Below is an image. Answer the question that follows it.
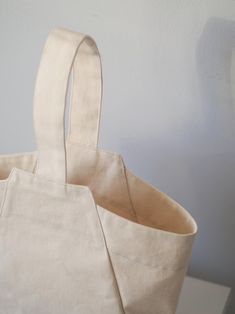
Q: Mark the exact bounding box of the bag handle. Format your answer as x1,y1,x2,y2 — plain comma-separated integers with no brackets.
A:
67,39,102,147
34,28,102,183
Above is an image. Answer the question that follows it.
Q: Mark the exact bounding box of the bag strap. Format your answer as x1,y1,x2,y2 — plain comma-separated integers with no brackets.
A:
34,28,102,183
67,38,102,147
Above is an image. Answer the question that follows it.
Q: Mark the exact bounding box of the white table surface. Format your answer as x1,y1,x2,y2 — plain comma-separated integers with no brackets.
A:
176,276,231,314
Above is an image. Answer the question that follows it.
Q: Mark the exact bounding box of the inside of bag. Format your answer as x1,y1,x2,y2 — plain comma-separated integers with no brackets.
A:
0,146,197,236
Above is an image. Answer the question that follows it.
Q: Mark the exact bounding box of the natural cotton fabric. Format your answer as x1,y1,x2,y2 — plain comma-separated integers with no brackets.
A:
0,28,197,314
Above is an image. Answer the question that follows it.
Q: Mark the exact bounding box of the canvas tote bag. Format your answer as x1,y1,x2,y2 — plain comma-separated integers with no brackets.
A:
0,28,197,314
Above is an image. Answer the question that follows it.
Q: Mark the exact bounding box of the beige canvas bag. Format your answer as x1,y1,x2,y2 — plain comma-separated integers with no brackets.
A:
0,28,197,314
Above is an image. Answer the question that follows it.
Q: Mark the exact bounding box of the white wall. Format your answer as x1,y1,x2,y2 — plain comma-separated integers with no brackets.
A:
0,1,235,312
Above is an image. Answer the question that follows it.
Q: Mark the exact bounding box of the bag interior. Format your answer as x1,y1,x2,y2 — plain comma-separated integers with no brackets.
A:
0,142,197,236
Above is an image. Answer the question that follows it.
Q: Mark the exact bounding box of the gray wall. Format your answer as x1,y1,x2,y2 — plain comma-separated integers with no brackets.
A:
0,1,235,312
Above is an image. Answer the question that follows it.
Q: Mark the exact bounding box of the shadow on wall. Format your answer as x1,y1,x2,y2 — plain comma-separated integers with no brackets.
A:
119,17,235,314
197,17,235,139
195,17,235,314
